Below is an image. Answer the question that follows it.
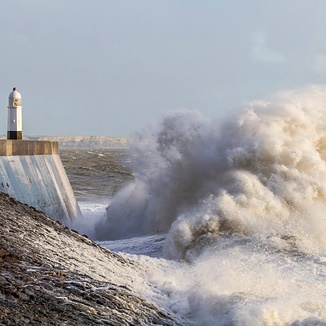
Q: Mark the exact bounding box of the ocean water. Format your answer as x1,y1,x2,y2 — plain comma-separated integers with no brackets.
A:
62,86,326,325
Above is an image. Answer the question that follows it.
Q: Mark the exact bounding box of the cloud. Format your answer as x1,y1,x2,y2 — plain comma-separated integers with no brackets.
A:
251,31,284,63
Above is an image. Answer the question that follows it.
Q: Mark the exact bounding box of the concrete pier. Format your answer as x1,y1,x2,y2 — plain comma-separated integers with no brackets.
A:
0,140,58,156
0,140,81,222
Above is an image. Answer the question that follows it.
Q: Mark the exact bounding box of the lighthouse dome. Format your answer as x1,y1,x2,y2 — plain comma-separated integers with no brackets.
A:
8,87,22,107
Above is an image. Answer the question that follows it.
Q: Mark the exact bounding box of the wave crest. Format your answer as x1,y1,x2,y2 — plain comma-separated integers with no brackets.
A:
97,86,326,259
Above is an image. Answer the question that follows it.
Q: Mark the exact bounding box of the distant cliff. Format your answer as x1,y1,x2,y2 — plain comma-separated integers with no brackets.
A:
25,136,130,149
0,193,181,325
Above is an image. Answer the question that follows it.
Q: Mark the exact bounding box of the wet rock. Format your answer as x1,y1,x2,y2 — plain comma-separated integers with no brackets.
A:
0,192,181,325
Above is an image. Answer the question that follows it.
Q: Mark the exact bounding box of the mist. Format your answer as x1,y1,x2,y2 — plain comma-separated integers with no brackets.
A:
96,85,326,260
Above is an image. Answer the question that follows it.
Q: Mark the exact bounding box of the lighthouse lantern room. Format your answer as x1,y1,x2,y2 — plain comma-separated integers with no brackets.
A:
7,87,22,140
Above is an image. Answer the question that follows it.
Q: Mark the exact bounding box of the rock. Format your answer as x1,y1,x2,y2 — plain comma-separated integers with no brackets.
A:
0,192,182,325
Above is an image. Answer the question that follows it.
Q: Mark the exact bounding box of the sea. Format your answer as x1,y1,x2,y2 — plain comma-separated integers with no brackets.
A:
61,86,326,325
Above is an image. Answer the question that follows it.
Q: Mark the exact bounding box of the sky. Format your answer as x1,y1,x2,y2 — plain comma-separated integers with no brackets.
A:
1,0,326,137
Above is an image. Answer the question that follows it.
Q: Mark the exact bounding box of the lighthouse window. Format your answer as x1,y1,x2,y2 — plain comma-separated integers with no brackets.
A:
13,98,22,106
12,119,15,123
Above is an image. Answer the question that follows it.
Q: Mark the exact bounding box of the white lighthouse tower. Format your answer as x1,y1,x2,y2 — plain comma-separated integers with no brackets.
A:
7,87,22,140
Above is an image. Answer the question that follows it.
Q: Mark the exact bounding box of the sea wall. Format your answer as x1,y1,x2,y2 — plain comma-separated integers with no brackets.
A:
0,140,81,222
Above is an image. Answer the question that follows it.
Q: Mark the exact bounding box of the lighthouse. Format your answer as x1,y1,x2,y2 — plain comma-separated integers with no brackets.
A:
7,87,22,140
0,87,81,221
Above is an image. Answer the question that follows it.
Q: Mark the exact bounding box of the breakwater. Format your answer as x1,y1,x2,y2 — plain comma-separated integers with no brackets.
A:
0,140,80,221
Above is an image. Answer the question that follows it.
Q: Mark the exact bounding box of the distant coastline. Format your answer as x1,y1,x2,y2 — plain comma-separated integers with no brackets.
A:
0,135,130,149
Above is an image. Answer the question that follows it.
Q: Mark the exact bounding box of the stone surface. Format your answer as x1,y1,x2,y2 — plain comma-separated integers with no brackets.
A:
0,193,181,325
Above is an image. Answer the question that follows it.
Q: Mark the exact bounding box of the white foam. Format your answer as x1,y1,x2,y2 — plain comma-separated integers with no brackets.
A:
92,86,326,324
125,236,326,325
97,86,326,257
68,201,107,239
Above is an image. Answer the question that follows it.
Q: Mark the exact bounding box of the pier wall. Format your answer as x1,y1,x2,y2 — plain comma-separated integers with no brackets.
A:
0,140,81,222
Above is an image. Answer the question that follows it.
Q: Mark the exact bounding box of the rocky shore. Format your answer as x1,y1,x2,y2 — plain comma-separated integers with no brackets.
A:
0,193,181,325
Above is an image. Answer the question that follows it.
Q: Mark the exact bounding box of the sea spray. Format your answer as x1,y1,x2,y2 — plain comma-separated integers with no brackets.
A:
97,85,326,257
96,85,326,325
134,234,326,325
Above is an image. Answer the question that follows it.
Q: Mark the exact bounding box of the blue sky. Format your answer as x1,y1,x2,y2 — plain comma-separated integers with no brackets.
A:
1,1,326,136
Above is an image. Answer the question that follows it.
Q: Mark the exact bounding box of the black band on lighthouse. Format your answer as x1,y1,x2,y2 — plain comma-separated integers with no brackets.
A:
7,131,22,140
